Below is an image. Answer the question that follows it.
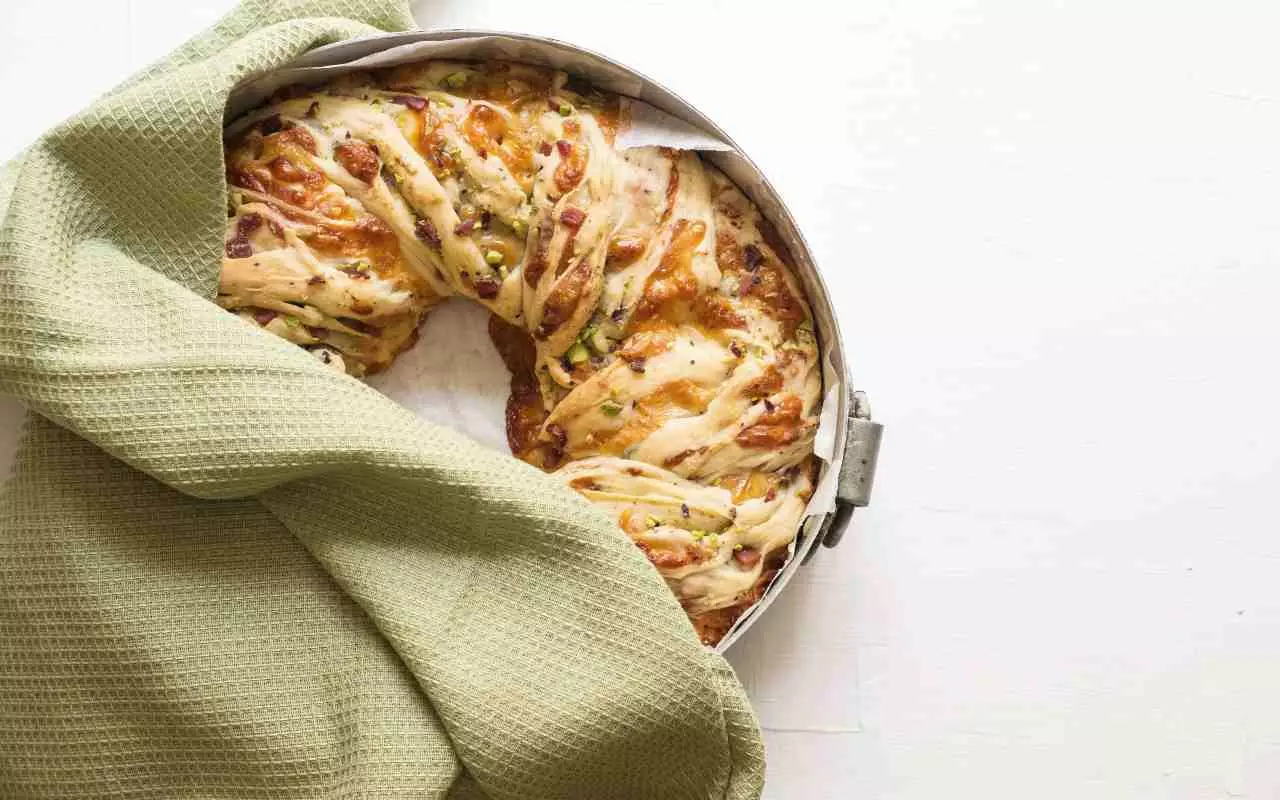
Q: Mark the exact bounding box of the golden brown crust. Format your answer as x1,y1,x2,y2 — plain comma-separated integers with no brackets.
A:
221,60,823,645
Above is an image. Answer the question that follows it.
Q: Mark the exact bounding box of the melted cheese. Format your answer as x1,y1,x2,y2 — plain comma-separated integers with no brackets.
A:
221,60,824,645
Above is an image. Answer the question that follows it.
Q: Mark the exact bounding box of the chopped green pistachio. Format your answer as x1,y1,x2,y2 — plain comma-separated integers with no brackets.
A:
600,400,624,417
444,72,468,90
733,543,744,552
589,327,611,354
558,103,573,116
282,316,301,329
646,515,660,528
497,265,510,279
566,341,590,364
578,323,597,344
510,218,527,237
690,529,706,540
484,250,504,266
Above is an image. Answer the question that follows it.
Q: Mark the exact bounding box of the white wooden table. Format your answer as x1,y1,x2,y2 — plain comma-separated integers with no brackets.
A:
5,2,1280,797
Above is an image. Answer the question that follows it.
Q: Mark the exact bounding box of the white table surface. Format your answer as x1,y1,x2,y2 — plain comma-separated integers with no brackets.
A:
5,1,1280,798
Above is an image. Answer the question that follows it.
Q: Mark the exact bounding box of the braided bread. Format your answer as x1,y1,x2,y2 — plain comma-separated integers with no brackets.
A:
221,60,822,645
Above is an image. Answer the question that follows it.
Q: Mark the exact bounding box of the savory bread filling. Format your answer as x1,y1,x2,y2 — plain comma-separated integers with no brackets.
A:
222,60,821,645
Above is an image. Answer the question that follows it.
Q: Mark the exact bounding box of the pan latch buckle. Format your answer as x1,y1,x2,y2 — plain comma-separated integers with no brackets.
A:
806,389,881,561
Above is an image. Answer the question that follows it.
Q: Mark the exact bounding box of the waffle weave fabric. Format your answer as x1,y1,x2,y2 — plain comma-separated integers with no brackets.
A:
0,2,764,797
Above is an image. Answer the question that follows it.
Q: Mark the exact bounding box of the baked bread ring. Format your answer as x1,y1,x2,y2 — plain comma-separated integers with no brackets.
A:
221,60,822,645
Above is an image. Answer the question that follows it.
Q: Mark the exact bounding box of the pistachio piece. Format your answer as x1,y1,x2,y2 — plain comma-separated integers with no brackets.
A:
566,341,590,364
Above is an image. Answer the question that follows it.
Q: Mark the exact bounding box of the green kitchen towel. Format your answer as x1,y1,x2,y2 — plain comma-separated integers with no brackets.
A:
0,2,765,798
